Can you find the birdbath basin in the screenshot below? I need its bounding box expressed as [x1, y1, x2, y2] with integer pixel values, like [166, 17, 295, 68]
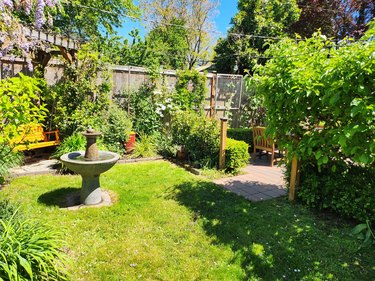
[60, 129, 120, 205]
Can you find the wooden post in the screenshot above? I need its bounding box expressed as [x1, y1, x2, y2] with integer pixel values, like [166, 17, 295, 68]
[219, 117, 228, 170]
[289, 155, 299, 201]
[210, 73, 216, 118]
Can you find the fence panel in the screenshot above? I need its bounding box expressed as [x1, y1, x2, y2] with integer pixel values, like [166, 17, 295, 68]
[1, 58, 245, 127]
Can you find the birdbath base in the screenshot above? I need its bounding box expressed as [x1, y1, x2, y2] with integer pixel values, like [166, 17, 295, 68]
[81, 174, 102, 205]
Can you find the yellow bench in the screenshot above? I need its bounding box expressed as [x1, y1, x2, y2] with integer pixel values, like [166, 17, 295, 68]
[13, 124, 60, 151]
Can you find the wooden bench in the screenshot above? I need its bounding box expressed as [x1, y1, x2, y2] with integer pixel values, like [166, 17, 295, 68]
[252, 126, 277, 167]
[13, 124, 60, 151]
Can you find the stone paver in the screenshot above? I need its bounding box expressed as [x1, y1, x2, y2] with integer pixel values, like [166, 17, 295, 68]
[213, 153, 287, 202]
[9, 159, 59, 177]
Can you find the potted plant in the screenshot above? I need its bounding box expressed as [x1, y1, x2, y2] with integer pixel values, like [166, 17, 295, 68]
[125, 132, 136, 153]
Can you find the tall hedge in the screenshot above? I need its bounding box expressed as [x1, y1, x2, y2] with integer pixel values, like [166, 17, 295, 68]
[250, 20, 375, 221]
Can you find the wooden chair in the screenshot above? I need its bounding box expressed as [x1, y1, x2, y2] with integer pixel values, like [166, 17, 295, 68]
[252, 126, 276, 167]
[12, 124, 60, 151]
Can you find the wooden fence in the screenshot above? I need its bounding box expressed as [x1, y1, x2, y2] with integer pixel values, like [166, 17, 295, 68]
[0, 58, 244, 127]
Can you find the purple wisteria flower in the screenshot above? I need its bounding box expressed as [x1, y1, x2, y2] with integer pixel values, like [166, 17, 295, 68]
[35, 0, 46, 29]
[26, 58, 34, 72]
[4, 13, 12, 27]
[45, 0, 54, 7]
[3, 0, 13, 10]
[23, 0, 33, 15]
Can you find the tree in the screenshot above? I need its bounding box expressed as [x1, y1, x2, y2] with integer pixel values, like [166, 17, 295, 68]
[52, 0, 137, 40]
[139, 0, 219, 69]
[290, 0, 375, 40]
[213, 0, 300, 74]
[92, 29, 151, 66]
[146, 18, 189, 69]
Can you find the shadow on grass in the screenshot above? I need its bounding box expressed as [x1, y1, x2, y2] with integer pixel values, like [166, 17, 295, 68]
[38, 187, 81, 208]
[169, 181, 368, 280]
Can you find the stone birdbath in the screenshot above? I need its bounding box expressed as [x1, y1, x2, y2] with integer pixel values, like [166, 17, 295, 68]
[60, 128, 120, 205]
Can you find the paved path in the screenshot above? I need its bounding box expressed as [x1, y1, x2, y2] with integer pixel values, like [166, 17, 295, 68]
[213, 154, 287, 202]
[9, 159, 59, 177]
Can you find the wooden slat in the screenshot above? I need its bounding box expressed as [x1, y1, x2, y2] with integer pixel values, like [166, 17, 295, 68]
[12, 124, 60, 151]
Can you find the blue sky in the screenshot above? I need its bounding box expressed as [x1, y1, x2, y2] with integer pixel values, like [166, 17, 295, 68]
[117, 0, 238, 40]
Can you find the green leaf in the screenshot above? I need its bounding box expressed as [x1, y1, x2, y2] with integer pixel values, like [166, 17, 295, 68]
[351, 223, 368, 235]
[17, 254, 33, 278]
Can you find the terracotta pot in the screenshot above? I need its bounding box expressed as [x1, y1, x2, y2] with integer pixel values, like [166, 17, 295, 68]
[125, 132, 136, 153]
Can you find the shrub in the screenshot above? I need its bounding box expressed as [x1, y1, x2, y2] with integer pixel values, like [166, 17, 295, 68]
[297, 161, 375, 222]
[225, 138, 250, 174]
[44, 46, 112, 137]
[251, 24, 375, 167]
[127, 84, 161, 135]
[0, 201, 68, 280]
[171, 111, 220, 167]
[153, 131, 178, 158]
[227, 128, 253, 151]
[99, 103, 132, 153]
[0, 74, 47, 146]
[131, 134, 157, 158]
[52, 134, 86, 160]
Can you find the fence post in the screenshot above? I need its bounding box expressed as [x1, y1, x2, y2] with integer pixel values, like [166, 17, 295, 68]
[288, 155, 300, 201]
[219, 117, 228, 170]
[210, 73, 216, 118]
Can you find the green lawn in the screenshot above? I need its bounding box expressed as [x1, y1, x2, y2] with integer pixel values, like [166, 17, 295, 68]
[1, 161, 374, 280]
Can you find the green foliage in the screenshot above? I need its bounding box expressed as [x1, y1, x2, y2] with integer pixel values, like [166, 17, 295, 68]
[0, 74, 47, 145]
[351, 221, 375, 248]
[99, 103, 132, 152]
[297, 161, 375, 222]
[131, 134, 157, 158]
[0, 200, 18, 222]
[227, 128, 253, 150]
[97, 29, 151, 66]
[125, 84, 161, 135]
[54, 0, 137, 40]
[0, 74, 45, 183]
[239, 83, 266, 127]
[214, 0, 300, 74]
[52, 134, 86, 160]
[225, 138, 250, 174]
[0, 145, 23, 185]
[171, 110, 220, 167]
[0, 201, 68, 281]
[153, 131, 178, 158]
[45, 45, 111, 136]
[251, 22, 375, 167]
[174, 70, 207, 110]
[146, 18, 189, 69]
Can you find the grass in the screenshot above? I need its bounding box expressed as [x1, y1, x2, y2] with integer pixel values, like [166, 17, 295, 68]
[1, 160, 374, 280]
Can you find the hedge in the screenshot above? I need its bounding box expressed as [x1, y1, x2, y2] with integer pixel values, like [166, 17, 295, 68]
[225, 138, 250, 174]
[227, 128, 253, 151]
[297, 161, 375, 222]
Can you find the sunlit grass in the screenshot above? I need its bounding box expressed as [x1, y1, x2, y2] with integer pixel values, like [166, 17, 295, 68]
[1, 160, 374, 280]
